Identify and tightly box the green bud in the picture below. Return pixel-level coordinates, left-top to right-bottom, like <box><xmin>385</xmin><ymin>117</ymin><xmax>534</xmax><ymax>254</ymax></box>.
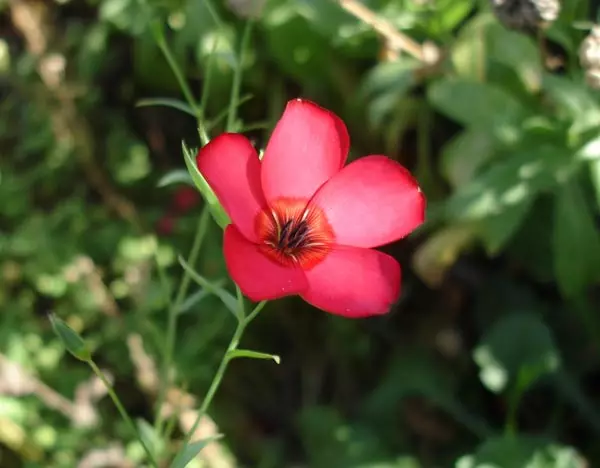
<box><xmin>49</xmin><ymin>314</ymin><xmax>92</xmax><ymax>362</ymax></box>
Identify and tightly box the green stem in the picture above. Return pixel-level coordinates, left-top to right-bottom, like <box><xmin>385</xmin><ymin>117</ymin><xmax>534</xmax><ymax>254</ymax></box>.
<box><xmin>155</xmin><ymin>208</ymin><xmax>211</xmax><ymax>439</ymax></box>
<box><xmin>153</xmin><ymin>22</ymin><xmax>210</xmax><ymax>145</ymax></box>
<box><xmin>88</xmin><ymin>360</ymin><xmax>158</xmax><ymax>467</ymax></box>
<box><xmin>176</xmin><ymin>301</ymin><xmax>266</xmax><ymax>454</ymax></box>
<box><xmin>505</xmin><ymin>369</ymin><xmax>526</xmax><ymax>436</ymax></box>
<box><xmin>226</xmin><ymin>20</ymin><xmax>254</xmax><ymax>132</ymax></box>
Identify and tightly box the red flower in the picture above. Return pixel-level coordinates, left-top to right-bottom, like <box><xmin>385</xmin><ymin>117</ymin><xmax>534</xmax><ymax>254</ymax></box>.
<box><xmin>156</xmin><ymin>215</ymin><xmax>176</xmax><ymax>236</ymax></box>
<box><xmin>172</xmin><ymin>187</ymin><xmax>200</xmax><ymax>213</ymax></box>
<box><xmin>196</xmin><ymin>99</ymin><xmax>425</xmax><ymax>317</ymax></box>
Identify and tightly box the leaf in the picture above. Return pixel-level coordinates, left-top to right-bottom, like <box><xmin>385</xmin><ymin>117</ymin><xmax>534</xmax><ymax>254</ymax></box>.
<box><xmin>457</xmin><ymin>436</ymin><xmax>585</xmax><ymax>468</ymax></box>
<box><xmin>543</xmin><ymin>74</ymin><xmax>600</xmax><ymax>136</ymax></box>
<box><xmin>157</xmin><ymin>170</ymin><xmax>194</xmax><ymax>188</ymax></box>
<box><xmin>428</xmin><ymin>0</ymin><xmax>475</xmax><ymax>36</ymax></box>
<box><xmin>361</xmin><ymin>60</ymin><xmax>417</xmax><ymax>98</ymax></box>
<box><xmin>440</xmin><ymin>129</ymin><xmax>497</xmax><ymax>187</ymax></box>
<box><xmin>178</xmin><ymin>256</ymin><xmax>238</xmax><ymax>315</ymax></box>
<box><xmin>170</xmin><ymin>436</ymin><xmax>222</xmax><ymax>468</ymax></box>
<box><xmin>412</xmin><ymin>224</ymin><xmax>477</xmax><ymax>288</ymax></box>
<box><xmin>477</xmin><ymin>197</ymin><xmax>534</xmax><ymax>255</ymax></box>
<box><xmin>177</xmin><ymin>281</ymin><xmax>227</xmax><ymax>315</ymax></box>
<box><xmin>487</xmin><ymin>22</ymin><xmax>542</xmax><ymax>92</ymax></box>
<box><xmin>136</xmin><ymin>98</ymin><xmax>196</xmax><ymax>118</ymax></box>
<box><xmin>49</xmin><ymin>314</ymin><xmax>92</xmax><ymax>362</ymax></box>
<box><xmin>451</xmin><ymin>13</ymin><xmax>491</xmax><ymax>80</ymax></box>
<box><xmin>473</xmin><ymin>312</ymin><xmax>560</xmax><ymax>394</ymax></box>
<box><xmin>182</xmin><ymin>141</ymin><xmax>230</xmax><ymax>228</ymax></box>
<box><xmin>137</xmin><ymin>419</ymin><xmax>163</xmax><ymax>458</ymax></box>
<box><xmin>227</xmin><ymin>349</ymin><xmax>281</xmax><ymax>364</ymax></box>
<box><xmin>445</xmin><ymin>146</ymin><xmax>570</xmax><ymax>221</ymax></box>
<box><xmin>590</xmin><ymin>159</ymin><xmax>600</xmax><ymax>208</ymax></box>
<box><xmin>552</xmin><ymin>182</ymin><xmax>600</xmax><ymax>297</ymax></box>
<box><xmin>428</xmin><ymin>78</ymin><xmax>527</xmax><ymax>129</ymax></box>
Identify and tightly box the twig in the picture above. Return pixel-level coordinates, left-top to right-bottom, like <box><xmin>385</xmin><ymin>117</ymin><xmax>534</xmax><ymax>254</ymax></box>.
<box><xmin>338</xmin><ymin>0</ymin><xmax>425</xmax><ymax>61</ymax></box>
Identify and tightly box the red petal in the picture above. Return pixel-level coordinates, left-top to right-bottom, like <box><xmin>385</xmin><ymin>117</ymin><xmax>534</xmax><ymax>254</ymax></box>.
<box><xmin>300</xmin><ymin>246</ymin><xmax>400</xmax><ymax>317</ymax></box>
<box><xmin>196</xmin><ymin>133</ymin><xmax>267</xmax><ymax>242</ymax></box>
<box><xmin>224</xmin><ymin>225</ymin><xmax>308</xmax><ymax>301</ymax></box>
<box><xmin>261</xmin><ymin>99</ymin><xmax>350</xmax><ymax>203</ymax></box>
<box><xmin>312</xmin><ymin>155</ymin><xmax>425</xmax><ymax>248</ymax></box>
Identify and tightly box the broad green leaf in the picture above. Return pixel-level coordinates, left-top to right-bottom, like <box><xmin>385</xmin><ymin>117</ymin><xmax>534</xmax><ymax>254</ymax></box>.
<box><xmin>457</xmin><ymin>436</ymin><xmax>585</xmax><ymax>468</ymax></box>
<box><xmin>157</xmin><ymin>170</ymin><xmax>194</xmax><ymax>188</ymax></box>
<box><xmin>170</xmin><ymin>436</ymin><xmax>222</xmax><ymax>468</ymax></box>
<box><xmin>477</xmin><ymin>197</ymin><xmax>533</xmax><ymax>255</ymax></box>
<box><xmin>49</xmin><ymin>314</ymin><xmax>92</xmax><ymax>362</ymax></box>
<box><xmin>451</xmin><ymin>13</ymin><xmax>491</xmax><ymax>79</ymax></box>
<box><xmin>182</xmin><ymin>141</ymin><xmax>230</xmax><ymax>228</ymax></box>
<box><xmin>590</xmin><ymin>159</ymin><xmax>600</xmax><ymax>208</ymax></box>
<box><xmin>445</xmin><ymin>146</ymin><xmax>571</xmax><ymax>221</ymax></box>
<box><xmin>227</xmin><ymin>349</ymin><xmax>281</xmax><ymax>364</ymax></box>
<box><xmin>412</xmin><ymin>224</ymin><xmax>476</xmax><ymax>288</ymax></box>
<box><xmin>473</xmin><ymin>312</ymin><xmax>560</xmax><ymax>394</ymax></box>
<box><xmin>440</xmin><ymin>130</ymin><xmax>496</xmax><ymax>187</ymax></box>
<box><xmin>362</xmin><ymin>60</ymin><xmax>417</xmax><ymax>98</ymax></box>
<box><xmin>136</xmin><ymin>98</ymin><xmax>196</xmax><ymax>118</ymax></box>
<box><xmin>427</xmin><ymin>0</ymin><xmax>475</xmax><ymax>36</ymax></box>
<box><xmin>428</xmin><ymin>78</ymin><xmax>526</xmax><ymax>129</ymax></box>
<box><xmin>552</xmin><ymin>183</ymin><xmax>600</xmax><ymax>297</ymax></box>
<box><xmin>487</xmin><ymin>22</ymin><xmax>542</xmax><ymax>92</ymax></box>
<box><xmin>178</xmin><ymin>256</ymin><xmax>238</xmax><ymax>315</ymax></box>
<box><xmin>543</xmin><ymin>75</ymin><xmax>600</xmax><ymax>137</ymax></box>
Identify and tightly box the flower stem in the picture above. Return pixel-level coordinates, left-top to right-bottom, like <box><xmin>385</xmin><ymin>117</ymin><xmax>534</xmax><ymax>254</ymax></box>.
<box><xmin>154</xmin><ymin>208</ymin><xmax>211</xmax><ymax>439</ymax></box>
<box><xmin>226</xmin><ymin>20</ymin><xmax>253</xmax><ymax>132</ymax></box>
<box><xmin>88</xmin><ymin>359</ymin><xmax>158</xmax><ymax>467</ymax></box>
<box><xmin>177</xmin><ymin>301</ymin><xmax>266</xmax><ymax>455</ymax></box>
<box><xmin>152</xmin><ymin>22</ymin><xmax>210</xmax><ymax>145</ymax></box>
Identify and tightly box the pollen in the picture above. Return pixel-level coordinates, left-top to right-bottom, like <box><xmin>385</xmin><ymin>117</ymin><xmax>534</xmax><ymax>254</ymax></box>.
<box><xmin>255</xmin><ymin>198</ymin><xmax>334</xmax><ymax>269</ymax></box>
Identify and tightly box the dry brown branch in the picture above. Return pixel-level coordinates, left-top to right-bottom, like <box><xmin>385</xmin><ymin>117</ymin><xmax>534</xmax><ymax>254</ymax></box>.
<box><xmin>0</xmin><ymin>353</ymin><xmax>110</xmax><ymax>428</ymax></box>
<box><xmin>9</xmin><ymin>0</ymin><xmax>140</xmax><ymax>228</ymax></box>
<box><xmin>338</xmin><ymin>0</ymin><xmax>427</xmax><ymax>62</ymax></box>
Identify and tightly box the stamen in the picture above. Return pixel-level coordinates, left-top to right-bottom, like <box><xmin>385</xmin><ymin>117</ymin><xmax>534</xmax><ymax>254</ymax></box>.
<box><xmin>255</xmin><ymin>198</ymin><xmax>335</xmax><ymax>269</ymax></box>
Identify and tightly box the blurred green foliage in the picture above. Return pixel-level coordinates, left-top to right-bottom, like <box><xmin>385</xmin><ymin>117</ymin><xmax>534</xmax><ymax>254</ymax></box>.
<box><xmin>2</xmin><ymin>0</ymin><xmax>600</xmax><ymax>466</ymax></box>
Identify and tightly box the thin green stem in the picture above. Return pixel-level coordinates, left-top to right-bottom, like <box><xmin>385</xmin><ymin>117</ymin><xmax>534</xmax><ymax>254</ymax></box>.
<box><xmin>226</xmin><ymin>20</ymin><xmax>254</xmax><ymax>132</ymax></box>
<box><xmin>505</xmin><ymin>370</ymin><xmax>526</xmax><ymax>436</ymax></box>
<box><xmin>88</xmin><ymin>360</ymin><xmax>158</xmax><ymax>468</ymax></box>
<box><xmin>155</xmin><ymin>208</ymin><xmax>211</xmax><ymax>438</ymax></box>
<box><xmin>244</xmin><ymin>300</ymin><xmax>267</xmax><ymax>326</ymax></box>
<box><xmin>176</xmin><ymin>301</ymin><xmax>266</xmax><ymax>457</ymax></box>
<box><xmin>153</xmin><ymin>22</ymin><xmax>210</xmax><ymax>145</ymax></box>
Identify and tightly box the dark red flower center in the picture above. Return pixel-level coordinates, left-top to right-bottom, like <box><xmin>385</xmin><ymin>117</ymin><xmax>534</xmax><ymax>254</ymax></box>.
<box><xmin>255</xmin><ymin>198</ymin><xmax>334</xmax><ymax>269</ymax></box>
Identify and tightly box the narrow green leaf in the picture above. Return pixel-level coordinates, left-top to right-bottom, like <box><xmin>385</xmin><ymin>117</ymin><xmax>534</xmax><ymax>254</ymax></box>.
<box><xmin>227</xmin><ymin>349</ymin><xmax>281</xmax><ymax>364</ymax></box>
<box><xmin>553</xmin><ymin>183</ymin><xmax>600</xmax><ymax>297</ymax></box>
<box><xmin>157</xmin><ymin>170</ymin><xmax>194</xmax><ymax>188</ymax></box>
<box><xmin>170</xmin><ymin>435</ymin><xmax>222</xmax><ymax>468</ymax></box>
<box><xmin>177</xmin><ymin>280</ymin><xmax>227</xmax><ymax>315</ymax></box>
<box><xmin>49</xmin><ymin>314</ymin><xmax>92</xmax><ymax>362</ymax></box>
<box><xmin>136</xmin><ymin>98</ymin><xmax>196</xmax><ymax>118</ymax></box>
<box><xmin>182</xmin><ymin>141</ymin><xmax>230</xmax><ymax>228</ymax></box>
<box><xmin>137</xmin><ymin>419</ymin><xmax>163</xmax><ymax>458</ymax></box>
<box><xmin>178</xmin><ymin>256</ymin><xmax>238</xmax><ymax>315</ymax></box>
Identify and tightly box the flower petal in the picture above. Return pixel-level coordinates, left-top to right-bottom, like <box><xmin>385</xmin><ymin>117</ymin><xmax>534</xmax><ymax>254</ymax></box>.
<box><xmin>261</xmin><ymin>99</ymin><xmax>350</xmax><ymax>203</ymax></box>
<box><xmin>300</xmin><ymin>246</ymin><xmax>400</xmax><ymax>318</ymax></box>
<box><xmin>224</xmin><ymin>225</ymin><xmax>308</xmax><ymax>301</ymax></box>
<box><xmin>311</xmin><ymin>155</ymin><xmax>425</xmax><ymax>248</ymax></box>
<box><xmin>196</xmin><ymin>133</ymin><xmax>267</xmax><ymax>242</ymax></box>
